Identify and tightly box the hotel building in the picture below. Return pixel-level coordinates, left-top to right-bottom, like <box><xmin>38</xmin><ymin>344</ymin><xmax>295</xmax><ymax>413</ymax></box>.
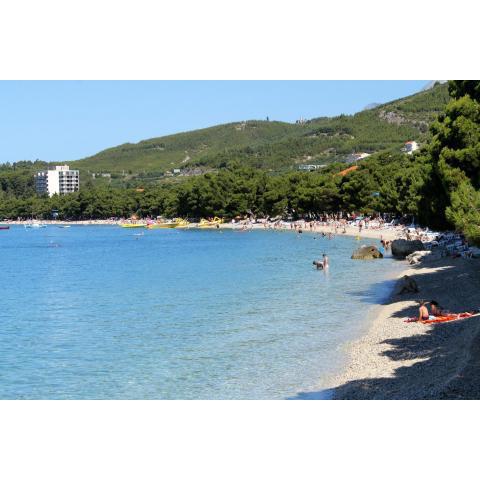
<box><xmin>35</xmin><ymin>165</ymin><xmax>80</xmax><ymax>196</ymax></box>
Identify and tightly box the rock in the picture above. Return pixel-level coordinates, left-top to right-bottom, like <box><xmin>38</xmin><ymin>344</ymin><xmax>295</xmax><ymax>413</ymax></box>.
<box><xmin>351</xmin><ymin>245</ymin><xmax>383</xmax><ymax>260</ymax></box>
<box><xmin>406</xmin><ymin>250</ymin><xmax>441</xmax><ymax>265</ymax></box>
<box><xmin>406</xmin><ymin>250</ymin><xmax>429</xmax><ymax>264</ymax></box>
<box><xmin>391</xmin><ymin>239</ymin><xmax>425</xmax><ymax>258</ymax></box>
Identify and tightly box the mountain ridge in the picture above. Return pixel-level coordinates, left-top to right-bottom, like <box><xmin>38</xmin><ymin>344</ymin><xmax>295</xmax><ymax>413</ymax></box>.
<box><xmin>67</xmin><ymin>83</ymin><xmax>450</xmax><ymax>179</ymax></box>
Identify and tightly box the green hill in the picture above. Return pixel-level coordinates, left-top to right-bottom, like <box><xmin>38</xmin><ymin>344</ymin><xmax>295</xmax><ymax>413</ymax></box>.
<box><xmin>68</xmin><ymin>83</ymin><xmax>450</xmax><ymax>178</ymax></box>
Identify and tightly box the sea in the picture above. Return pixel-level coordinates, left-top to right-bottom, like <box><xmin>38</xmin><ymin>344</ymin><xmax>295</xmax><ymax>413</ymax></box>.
<box><xmin>0</xmin><ymin>226</ymin><xmax>402</xmax><ymax>399</ymax></box>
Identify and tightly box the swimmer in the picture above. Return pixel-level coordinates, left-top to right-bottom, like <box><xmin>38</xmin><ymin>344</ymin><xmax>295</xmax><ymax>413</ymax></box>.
<box><xmin>322</xmin><ymin>254</ymin><xmax>329</xmax><ymax>269</ymax></box>
<box><xmin>312</xmin><ymin>260</ymin><xmax>324</xmax><ymax>270</ymax></box>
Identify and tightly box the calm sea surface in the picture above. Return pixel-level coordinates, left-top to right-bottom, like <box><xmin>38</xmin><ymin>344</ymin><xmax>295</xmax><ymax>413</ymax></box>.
<box><xmin>1</xmin><ymin>226</ymin><xmax>401</xmax><ymax>399</ymax></box>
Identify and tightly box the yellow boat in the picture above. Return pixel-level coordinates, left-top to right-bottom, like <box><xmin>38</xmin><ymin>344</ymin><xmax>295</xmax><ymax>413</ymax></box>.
<box><xmin>146</xmin><ymin>222</ymin><xmax>178</xmax><ymax>229</ymax></box>
<box><xmin>198</xmin><ymin>217</ymin><xmax>223</xmax><ymax>228</ymax></box>
<box><xmin>175</xmin><ymin>218</ymin><xmax>190</xmax><ymax>229</ymax></box>
<box><xmin>120</xmin><ymin>223</ymin><xmax>147</xmax><ymax>228</ymax></box>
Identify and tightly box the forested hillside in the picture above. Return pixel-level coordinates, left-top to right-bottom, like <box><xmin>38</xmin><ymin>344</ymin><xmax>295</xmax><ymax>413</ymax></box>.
<box><xmin>0</xmin><ymin>83</ymin><xmax>450</xmax><ymax>194</ymax></box>
<box><xmin>67</xmin><ymin>82</ymin><xmax>450</xmax><ymax>175</ymax></box>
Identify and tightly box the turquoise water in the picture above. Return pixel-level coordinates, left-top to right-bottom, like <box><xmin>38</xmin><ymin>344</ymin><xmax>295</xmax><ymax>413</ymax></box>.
<box><xmin>1</xmin><ymin>226</ymin><xmax>400</xmax><ymax>399</ymax></box>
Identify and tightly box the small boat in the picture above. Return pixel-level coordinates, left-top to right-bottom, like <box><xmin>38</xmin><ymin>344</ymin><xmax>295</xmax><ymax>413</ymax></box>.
<box><xmin>24</xmin><ymin>223</ymin><xmax>47</xmax><ymax>229</ymax></box>
<box><xmin>146</xmin><ymin>221</ymin><xmax>178</xmax><ymax>229</ymax></box>
<box><xmin>58</xmin><ymin>225</ymin><xmax>71</xmax><ymax>229</ymax></box>
<box><xmin>0</xmin><ymin>225</ymin><xmax>10</xmax><ymax>230</ymax></box>
<box><xmin>173</xmin><ymin>218</ymin><xmax>190</xmax><ymax>229</ymax></box>
<box><xmin>119</xmin><ymin>223</ymin><xmax>147</xmax><ymax>228</ymax></box>
<box><xmin>198</xmin><ymin>217</ymin><xmax>223</xmax><ymax>228</ymax></box>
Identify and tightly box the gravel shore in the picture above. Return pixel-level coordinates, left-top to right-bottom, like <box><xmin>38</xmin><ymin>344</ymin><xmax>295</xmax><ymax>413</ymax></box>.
<box><xmin>231</xmin><ymin>223</ymin><xmax>401</xmax><ymax>241</ymax></box>
<box><xmin>326</xmin><ymin>256</ymin><xmax>480</xmax><ymax>399</ymax></box>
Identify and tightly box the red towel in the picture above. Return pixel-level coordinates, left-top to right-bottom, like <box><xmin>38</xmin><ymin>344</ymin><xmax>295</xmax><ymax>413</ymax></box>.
<box><xmin>404</xmin><ymin>313</ymin><xmax>474</xmax><ymax>324</ymax></box>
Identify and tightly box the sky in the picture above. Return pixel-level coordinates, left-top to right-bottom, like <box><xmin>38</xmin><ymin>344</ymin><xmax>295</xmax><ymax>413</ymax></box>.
<box><xmin>0</xmin><ymin>80</ymin><xmax>428</xmax><ymax>163</ymax></box>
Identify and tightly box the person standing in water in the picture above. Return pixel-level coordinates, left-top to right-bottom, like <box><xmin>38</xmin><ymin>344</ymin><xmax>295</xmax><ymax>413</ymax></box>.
<box><xmin>322</xmin><ymin>253</ymin><xmax>329</xmax><ymax>269</ymax></box>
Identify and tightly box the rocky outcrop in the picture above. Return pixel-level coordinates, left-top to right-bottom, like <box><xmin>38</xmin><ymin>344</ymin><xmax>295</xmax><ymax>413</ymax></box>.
<box><xmin>351</xmin><ymin>245</ymin><xmax>383</xmax><ymax>260</ymax></box>
<box><xmin>391</xmin><ymin>239</ymin><xmax>425</xmax><ymax>258</ymax></box>
<box><xmin>406</xmin><ymin>250</ymin><xmax>441</xmax><ymax>265</ymax></box>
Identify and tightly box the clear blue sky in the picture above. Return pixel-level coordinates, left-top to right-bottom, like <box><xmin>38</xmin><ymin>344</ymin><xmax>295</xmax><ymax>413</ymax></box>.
<box><xmin>0</xmin><ymin>81</ymin><xmax>428</xmax><ymax>163</ymax></box>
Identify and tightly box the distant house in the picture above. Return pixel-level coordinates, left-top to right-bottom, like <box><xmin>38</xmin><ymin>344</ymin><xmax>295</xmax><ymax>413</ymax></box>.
<box><xmin>345</xmin><ymin>152</ymin><xmax>371</xmax><ymax>164</ymax></box>
<box><xmin>173</xmin><ymin>169</ymin><xmax>181</xmax><ymax>174</ymax></box>
<box><xmin>180</xmin><ymin>167</ymin><xmax>204</xmax><ymax>177</ymax></box>
<box><xmin>404</xmin><ymin>141</ymin><xmax>419</xmax><ymax>154</ymax></box>
<box><xmin>298</xmin><ymin>164</ymin><xmax>326</xmax><ymax>171</ymax></box>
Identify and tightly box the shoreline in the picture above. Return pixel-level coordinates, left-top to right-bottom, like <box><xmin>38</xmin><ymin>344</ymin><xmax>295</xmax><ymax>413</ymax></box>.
<box><xmin>325</xmin><ymin>256</ymin><xmax>480</xmax><ymax>399</ymax></box>
<box><xmin>3</xmin><ymin>220</ymin><xmax>403</xmax><ymax>242</ymax></box>
<box><xmin>244</xmin><ymin>223</ymin><xmax>401</xmax><ymax>242</ymax></box>
<box><xmin>292</xmin><ymin>259</ymin><xmax>404</xmax><ymax>400</ymax></box>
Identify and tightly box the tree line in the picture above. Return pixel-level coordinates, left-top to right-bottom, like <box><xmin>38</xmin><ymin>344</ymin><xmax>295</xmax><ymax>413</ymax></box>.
<box><xmin>0</xmin><ymin>154</ymin><xmax>435</xmax><ymax>222</ymax></box>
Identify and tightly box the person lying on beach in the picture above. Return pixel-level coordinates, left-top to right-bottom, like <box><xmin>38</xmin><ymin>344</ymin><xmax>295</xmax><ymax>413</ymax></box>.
<box><xmin>398</xmin><ymin>275</ymin><xmax>419</xmax><ymax>294</ymax></box>
<box><xmin>430</xmin><ymin>300</ymin><xmax>446</xmax><ymax>316</ymax></box>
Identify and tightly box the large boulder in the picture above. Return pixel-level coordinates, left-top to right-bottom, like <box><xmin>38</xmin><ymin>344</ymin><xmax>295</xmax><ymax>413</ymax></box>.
<box><xmin>391</xmin><ymin>239</ymin><xmax>425</xmax><ymax>258</ymax></box>
<box><xmin>406</xmin><ymin>250</ymin><xmax>441</xmax><ymax>265</ymax></box>
<box><xmin>406</xmin><ymin>251</ymin><xmax>430</xmax><ymax>264</ymax></box>
<box><xmin>351</xmin><ymin>245</ymin><xmax>383</xmax><ymax>260</ymax></box>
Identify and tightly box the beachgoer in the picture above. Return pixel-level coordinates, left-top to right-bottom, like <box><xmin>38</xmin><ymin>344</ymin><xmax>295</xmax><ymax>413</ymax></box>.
<box><xmin>322</xmin><ymin>254</ymin><xmax>329</xmax><ymax>269</ymax></box>
<box><xmin>430</xmin><ymin>300</ymin><xmax>444</xmax><ymax>316</ymax></box>
<box><xmin>312</xmin><ymin>260</ymin><xmax>323</xmax><ymax>270</ymax></box>
<box><xmin>418</xmin><ymin>300</ymin><xmax>430</xmax><ymax>322</ymax></box>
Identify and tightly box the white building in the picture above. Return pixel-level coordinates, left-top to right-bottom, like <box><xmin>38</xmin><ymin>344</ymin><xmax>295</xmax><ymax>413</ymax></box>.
<box><xmin>35</xmin><ymin>165</ymin><xmax>80</xmax><ymax>196</ymax></box>
<box><xmin>404</xmin><ymin>141</ymin><xmax>419</xmax><ymax>154</ymax></box>
<box><xmin>298</xmin><ymin>164</ymin><xmax>326</xmax><ymax>171</ymax></box>
<box><xmin>345</xmin><ymin>152</ymin><xmax>371</xmax><ymax>164</ymax></box>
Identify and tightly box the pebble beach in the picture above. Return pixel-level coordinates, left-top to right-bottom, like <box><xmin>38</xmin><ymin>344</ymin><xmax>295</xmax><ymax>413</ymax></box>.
<box><xmin>327</xmin><ymin>256</ymin><xmax>480</xmax><ymax>399</ymax></box>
